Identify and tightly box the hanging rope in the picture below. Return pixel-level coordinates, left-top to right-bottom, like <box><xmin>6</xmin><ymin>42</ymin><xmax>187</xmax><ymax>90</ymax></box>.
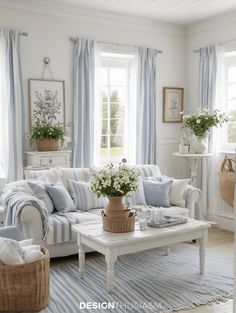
<box><xmin>41</xmin><ymin>57</ymin><xmax>54</xmax><ymax>80</ymax></box>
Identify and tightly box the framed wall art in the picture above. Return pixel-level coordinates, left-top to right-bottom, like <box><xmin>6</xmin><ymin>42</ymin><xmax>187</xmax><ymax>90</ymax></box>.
<box><xmin>29</xmin><ymin>79</ymin><xmax>65</xmax><ymax>127</ymax></box>
<box><xmin>163</xmin><ymin>87</ymin><xmax>184</xmax><ymax>123</ymax></box>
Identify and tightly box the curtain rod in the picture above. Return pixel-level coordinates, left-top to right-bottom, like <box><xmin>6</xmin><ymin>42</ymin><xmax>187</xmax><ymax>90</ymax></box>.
<box><xmin>69</xmin><ymin>37</ymin><xmax>163</xmax><ymax>54</ymax></box>
<box><xmin>193</xmin><ymin>41</ymin><xmax>236</xmax><ymax>54</ymax></box>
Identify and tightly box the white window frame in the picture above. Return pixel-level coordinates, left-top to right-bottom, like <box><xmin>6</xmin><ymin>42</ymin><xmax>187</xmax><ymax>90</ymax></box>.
<box><xmin>95</xmin><ymin>47</ymin><xmax>136</xmax><ymax>165</ymax></box>
<box><xmin>221</xmin><ymin>51</ymin><xmax>236</xmax><ymax>151</ymax></box>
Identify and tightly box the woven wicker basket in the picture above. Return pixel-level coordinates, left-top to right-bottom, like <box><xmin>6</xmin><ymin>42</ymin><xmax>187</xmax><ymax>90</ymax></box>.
<box><xmin>0</xmin><ymin>247</ymin><xmax>50</xmax><ymax>312</ymax></box>
<box><xmin>102</xmin><ymin>209</ymin><xmax>136</xmax><ymax>233</ymax></box>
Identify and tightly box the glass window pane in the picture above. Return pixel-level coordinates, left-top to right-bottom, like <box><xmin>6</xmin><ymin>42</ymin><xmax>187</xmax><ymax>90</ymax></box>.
<box><xmin>101</xmin><ymin>68</ymin><xmax>108</xmax><ymax>85</ymax></box>
<box><xmin>102</xmin><ymin>102</ymin><xmax>108</xmax><ymax>119</ymax></box>
<box><xmin>102</xmin><ymin>119</ymin><xmax>108</xmax><ymax>135</ymax></box>
<box><xmin>110</xmin><ymin>135</ymin><xmax>124</xmax><ymax>148</ymax></box>
<box><xmin>110</xmin><ymin>68</ymin><xmax>127</xmax><ymax>86</ymax></box>
<box><xmin>110</xmin><ymin>87</ymin><xmax>127</xmax><ymax>104</ymax></box>
<box><xmin>110</xmin><ymin>118</ymin><xmax>125</xmax><ymax>135</ymax></box>
<box><xmin>228</xmin><ymin>67</ymin><xmax>236</xmax><ymax>83</ymax></box>
<box><xmin>101</xmin><ymin>135</ymin><xmax>108</xmax><ymax>148</ymax></box>
<box><xmin>227</xmin><ymin>84</ymin><xmax>236</xmax><ymax>101</ymax></box>
<box><xmin>229</xmin><ymin>109</ymin><xmax>236</xmax><ymax>122</ymax></box>
<box><xmin>228</xmin><ymin>123</ymin><xmax>236</xmax><ymax>143</ymax></box>
<box><xmin>110</xmin><ymin>103</ymin><xmax>125</xmax><ymax>118</ymax></box>
<box><xmin>101</xmin><ymin>88</ymin><xmax>109</xmax><ymax>102</ymax></box>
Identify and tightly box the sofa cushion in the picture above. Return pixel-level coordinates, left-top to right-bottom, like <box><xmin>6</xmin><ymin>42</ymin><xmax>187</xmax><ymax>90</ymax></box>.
<box><xmin>45</xmin><ymin>185</ymin><xmax>76</xmax><ymax>213</ymax></box>
<box><xmin>143</xmin><ymin>179</ymin><xmax>173</xmax><ymax>207</ymax></box>
<box><xmin>68</xmin><ymin>180</ymin><xmax>106</xmax><ymax>212</ymax></box>
<box><xmin>25</xmin><ymin>168</ymin><xmax>62</xmax><ymax>185</ymax></box>
<box><xmin>3</xmin><ymin>180</ymin><xmax>35</xmax><ymax>195</ymax></box>
<box><xmin>47</xmin><ymin>211</ymin><xmax>102</xmax><ymax>244</ymax></box>
<box><xmin>28</xmin><ymin>182</ymin><xmax>54</xmax><ymax>214</ymax></box>
<box><xmin>136</xmin><ymin>165</ymin><xmax>161</xmax><ymax>177</ymax></box>
<box><xmin>59</xmin><ymin>168</ymin><xmax>90</xmax><ymax>191</ymax></box>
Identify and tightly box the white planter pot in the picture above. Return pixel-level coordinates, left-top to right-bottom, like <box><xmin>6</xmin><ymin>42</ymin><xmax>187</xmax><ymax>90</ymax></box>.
<box><xmin>191</xmin><ymin>135</ymin><xmax>208</xmax><ymax>154</ymax></box>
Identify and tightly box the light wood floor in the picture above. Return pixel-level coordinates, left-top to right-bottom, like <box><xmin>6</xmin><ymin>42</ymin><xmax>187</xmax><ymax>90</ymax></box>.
<box><xmin>51</xmin><ymin>227</ymin><xmax>234</xmax><ymax>313</ymax></box>
<box><xmin>179</xmin><ymin>227</ymin><xmax>234</xmax><ymax>313</ymax></box>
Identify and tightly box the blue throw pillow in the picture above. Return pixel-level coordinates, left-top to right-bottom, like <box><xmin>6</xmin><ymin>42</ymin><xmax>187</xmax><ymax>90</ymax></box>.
<box><xmin>142</xmin><ymin>179</ymin><xmax>173</xmax><ymax>207</ymax></box>
<box><xmin>68</xmin><ymin>180</ymin><xmax>106</xmax><ymax>212</ymax></box>
<box><xmin>45</xmin><ymin>185</ymin><xmax>76</xmax><ymax>213</ymax></box>
<box><xmin>28</xmin><ymin>182</ymin><xmax>54</xmax><ymax>214</ymax></box>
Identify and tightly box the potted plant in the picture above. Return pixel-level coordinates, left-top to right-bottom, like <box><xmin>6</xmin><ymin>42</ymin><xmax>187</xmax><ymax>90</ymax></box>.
<box><xmin>29</xmin><ymin>121</ymin><xmax>67</xmax><ymax>151</ymax></box>
<box><xmin>90</xmin><ymin>163</ymin><xmax>140</xmax><ymax>232</ymax></box>
<box><xmin>182</xmin><ymin>108</ymin><xmax>228</xmax><ymax>153</ymax></box>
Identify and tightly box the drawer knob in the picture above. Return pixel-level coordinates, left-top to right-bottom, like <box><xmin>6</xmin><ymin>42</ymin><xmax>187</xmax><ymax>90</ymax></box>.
<box><xmin>49</xmin><ymin>159</ymin><xmax>53</xmax><ymax>164</ymax></box>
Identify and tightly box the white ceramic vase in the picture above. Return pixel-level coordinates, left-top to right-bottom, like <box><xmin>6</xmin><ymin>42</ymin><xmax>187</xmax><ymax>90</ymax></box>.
<box><xmin>191</xmin><ymin>134</ymin><xmax>208</xmax><ymax>154</ymax></box>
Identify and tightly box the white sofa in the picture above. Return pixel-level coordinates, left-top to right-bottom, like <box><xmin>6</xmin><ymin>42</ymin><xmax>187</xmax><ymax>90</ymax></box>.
<box><xmin>4</xmin><ymin>165</ymin><xmax>200</xmax><ymax>258</ymax></box>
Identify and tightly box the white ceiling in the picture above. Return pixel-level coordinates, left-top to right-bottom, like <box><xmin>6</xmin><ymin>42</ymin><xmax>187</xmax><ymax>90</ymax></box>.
<box><xmin>34</xmin><ymin>0</ymin><xmax>236</xmax><ymax>25</ymax></box>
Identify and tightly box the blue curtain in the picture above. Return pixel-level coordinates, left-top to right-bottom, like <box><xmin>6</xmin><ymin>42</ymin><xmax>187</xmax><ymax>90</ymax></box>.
<box><xmin>198</xmin><ymin>45</ymin><xmax>217</xmax><ymax>218</ymax></box>
<box><xmin>199</xmin><ymin>45</ymin><xmax>217</xmax><ymax>110</ymax></box>
<box><xmin>73</xmin><ymin>38</ymin><xmax>95</xmax><ymax>167</ymax></box>
<box><xmin>0</xmin><ymin>29</ymin><xmax>25</xmax><ymax>182</ymax></box>
<box><xmin>136</xmin><ymin>47</ymin><xmax>158</xmax><ymax>164</ymax></box>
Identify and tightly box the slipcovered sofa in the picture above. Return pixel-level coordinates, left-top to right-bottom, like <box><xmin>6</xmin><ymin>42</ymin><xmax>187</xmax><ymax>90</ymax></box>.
<box><xmin>2</xmin><ymin>165</ymin><xmax>200</xmax><ymax>258</ymax></box>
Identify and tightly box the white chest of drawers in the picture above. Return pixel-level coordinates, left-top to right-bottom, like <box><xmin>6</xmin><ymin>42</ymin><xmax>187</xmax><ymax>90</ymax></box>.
<box><xmin>25</xmin><ymin>151</ymin><xmax>72</xmax><ymax>172</ymax></box>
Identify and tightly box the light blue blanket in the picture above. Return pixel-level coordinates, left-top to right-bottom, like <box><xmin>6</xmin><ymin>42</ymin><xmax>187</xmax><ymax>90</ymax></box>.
<box><xmin>3</xmin><ymin>191</ymin><xmax>49</xmax><ymax>239</ymax></box>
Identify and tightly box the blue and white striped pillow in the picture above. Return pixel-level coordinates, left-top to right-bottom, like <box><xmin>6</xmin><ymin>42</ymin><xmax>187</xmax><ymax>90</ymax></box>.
<box><xmin>68</xmin><ymin>180</ymin><xmax>106</xmax><ymax>211</ymax></box>
<box><xmin>126</xmin><ymin>178</ymin><xmax>146</xmax><ymax>206</ymax></box>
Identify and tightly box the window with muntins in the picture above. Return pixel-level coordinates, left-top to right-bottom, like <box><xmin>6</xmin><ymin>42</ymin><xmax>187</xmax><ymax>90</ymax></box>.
<box><xmin>95</xmin><ymin>51</ymin><xmax>136</xmax><ymax>164</ymax></box>
<box><xmin>222</xmin><ymin>51</ymin><xmax>236</xmax><ymax>148</ymax></box>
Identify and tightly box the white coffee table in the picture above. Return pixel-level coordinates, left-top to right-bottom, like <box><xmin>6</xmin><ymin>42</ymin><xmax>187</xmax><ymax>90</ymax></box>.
<box><xmin>72</xmin><ymin>219</ymin><xmax>210</xmax><ymax>293</ymax></box>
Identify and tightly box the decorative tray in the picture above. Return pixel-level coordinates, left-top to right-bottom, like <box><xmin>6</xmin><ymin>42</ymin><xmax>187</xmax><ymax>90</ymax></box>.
<box><xmin>147</xmin><ymin>215</ymin><xmax>188</xmax><ymax>228</ymax></box>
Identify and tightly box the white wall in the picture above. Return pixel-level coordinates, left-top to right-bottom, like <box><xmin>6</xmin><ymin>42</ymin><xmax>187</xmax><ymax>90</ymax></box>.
<box><xmin>0</xmin><ymin>2</ymin><xmax>189</xmax><ymax>178</ymax></box>
<box><xmin>186</xmin><ymin>10</ymin><xmax>236</xmax><ymax>229</ymax></box>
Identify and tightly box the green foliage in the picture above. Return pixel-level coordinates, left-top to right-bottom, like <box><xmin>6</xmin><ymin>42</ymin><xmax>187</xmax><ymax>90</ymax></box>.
<box><xmin>29</xmin><ymin>121</ymin><xmax>67</xmax><ymax>143</ymax></box>
<box><xmin>183</xmin><ymin>109</ymin><xmax>229</xmax><ymax>138</ymax></box>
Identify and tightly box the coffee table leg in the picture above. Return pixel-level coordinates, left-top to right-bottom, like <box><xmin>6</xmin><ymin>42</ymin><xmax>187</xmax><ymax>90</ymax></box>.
<box><xmin>199</xmin><ymin>237</ymin><xmax>205</xmax><ymax>274</ymax></box>
<box><xmin>105</xmin><ymin>252</ymin><xmax>117</xmax><ymax>293</ymax></box>
<box><xmin>79</xmin><ymin>243</ymin><xmax>85</xmax><ymax>278</ymax></box>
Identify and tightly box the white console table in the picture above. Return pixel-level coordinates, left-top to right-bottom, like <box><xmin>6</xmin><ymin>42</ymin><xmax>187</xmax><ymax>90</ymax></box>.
<box><xmin>173</xmin><ymin>152</ymin><xmax>212</xmax><ymax>219</ymax></box>
<box><xmin>24</xmin><ymin>151</ymin><xmax>72</xmax><ymax>179</ymax></box>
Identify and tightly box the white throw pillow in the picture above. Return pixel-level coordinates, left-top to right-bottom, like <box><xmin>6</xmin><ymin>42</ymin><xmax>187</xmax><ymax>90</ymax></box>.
<box><xmin>168</xmin><ymin>179</ymin><xmax>190</xmax><ymax>207</ymax></box>
<box><xmin>22</xmin><ymin>245</ymin><xmax>44</xmax><ymax>263</ymax></box>
<box><xmin>0</xmin><ymin>238</ymin><xmax>24</xmax><ymax>265</ymax></box>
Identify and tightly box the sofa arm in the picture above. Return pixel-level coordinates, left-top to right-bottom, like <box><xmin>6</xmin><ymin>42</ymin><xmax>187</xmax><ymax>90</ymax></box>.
<box><xmin>184</xmin><ymin>185</ymin><xmax>201</xmax><ymax>219</ymax></box>
<box><xmin>20</xmin><ymin>205</ymin><xmax>44</xmax><ymax>243</ymax></box>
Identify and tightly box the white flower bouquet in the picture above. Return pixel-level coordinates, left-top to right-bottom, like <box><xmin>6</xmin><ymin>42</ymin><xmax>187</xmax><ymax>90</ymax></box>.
<box><xmin>90</xmin><ymin>164</ymin><xmax>140</xmax><ymax>197</ymax></box>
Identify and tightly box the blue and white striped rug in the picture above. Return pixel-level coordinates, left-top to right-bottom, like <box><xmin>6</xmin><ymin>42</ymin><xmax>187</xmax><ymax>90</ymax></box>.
<box><xmin>41</xmin><ymin>244</ymin><xmax>233</xmax><ymax>313</ymax></box>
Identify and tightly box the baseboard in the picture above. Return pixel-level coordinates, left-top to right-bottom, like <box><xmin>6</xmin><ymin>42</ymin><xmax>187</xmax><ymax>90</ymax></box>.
<box><xmin>208</xmin><ymin>214</ymin><xmax>234</xmax><ymax>232</ymax></box>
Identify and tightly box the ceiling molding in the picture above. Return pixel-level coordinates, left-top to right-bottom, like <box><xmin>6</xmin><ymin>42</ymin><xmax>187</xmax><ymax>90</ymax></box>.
<box><xmin>187</xmin><ymin>9</ymin><xmax>236</xmax><ymax>35</ymax></box>
<box><xmin>0</xmin><ymin>0</ymin><xmax>186</xmax><ymax>37</ymax></box>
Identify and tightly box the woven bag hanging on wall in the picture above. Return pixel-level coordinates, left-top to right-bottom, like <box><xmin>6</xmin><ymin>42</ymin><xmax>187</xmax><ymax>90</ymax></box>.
<box><xmin>219</xmin><ymin>155</ymin><xmax>235</xmax><ymax>207</ymax></box>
